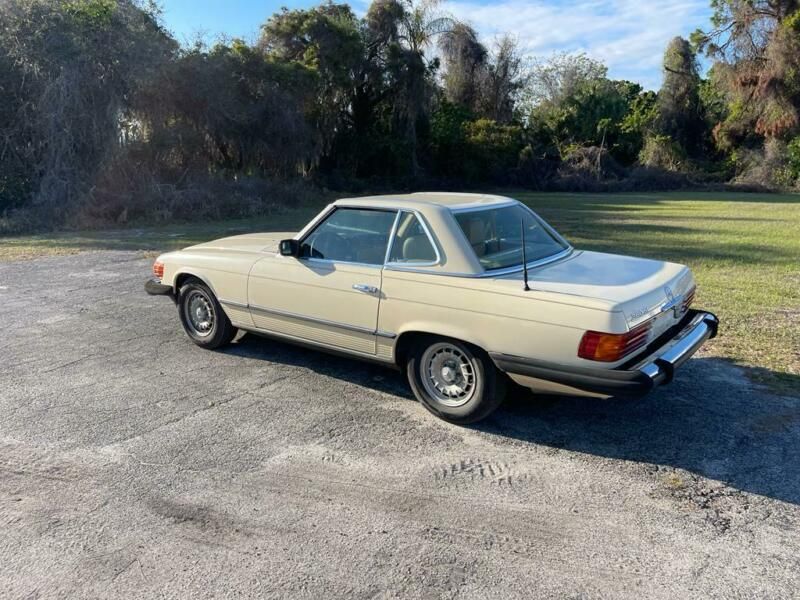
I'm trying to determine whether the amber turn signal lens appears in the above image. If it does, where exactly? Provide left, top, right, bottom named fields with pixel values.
left=152, top=261, right=164, bottom=280
left=578, top=321, right=652, bottom=362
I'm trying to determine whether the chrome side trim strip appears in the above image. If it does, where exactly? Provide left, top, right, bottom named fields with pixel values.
left=383, top=211, right=403, bottom=265
left=407, top=209, right=443, bottom=266
left=226, top=299, right=398, bottom=339
left=520, top=203, right=572, bottom=250
left=384, top=209, right=442, bottom=268
left=300, top=257, right=384, bottom=269
left=239, top=326, right=397, bottom=365
left=481, top=247, right=574, bottom=277
left=249, top=302, right=392, bottom=338
left=384, top=247, right=574, bottom=279
left=219, top=298, right=248, bottom=309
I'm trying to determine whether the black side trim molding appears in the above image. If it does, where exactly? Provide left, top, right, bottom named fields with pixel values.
left=491, top=353, right=658, bottom=396
left=145, top=278, right=174, bottom=300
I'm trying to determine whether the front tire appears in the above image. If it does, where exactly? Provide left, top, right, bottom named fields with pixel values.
left=406, top=337, right=507, bottom=424
left=177, top=280, right=237, bottom=349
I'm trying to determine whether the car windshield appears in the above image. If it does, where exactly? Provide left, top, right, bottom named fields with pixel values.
left=454, top=204, right=568, bottom=271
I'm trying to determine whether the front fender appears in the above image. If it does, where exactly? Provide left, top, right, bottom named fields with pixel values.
left=171, top=267, right=219, bottom=297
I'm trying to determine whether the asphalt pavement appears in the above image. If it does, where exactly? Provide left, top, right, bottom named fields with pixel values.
left=1, top=250, right=799, bottom=599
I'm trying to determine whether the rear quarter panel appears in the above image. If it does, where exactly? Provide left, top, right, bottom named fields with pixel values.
left=378, top=269, right=626, bottom=367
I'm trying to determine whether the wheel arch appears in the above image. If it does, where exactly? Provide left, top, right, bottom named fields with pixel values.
left=173, top=270, right=218, bottom=297
left=393, top=326, right=491, bottom=368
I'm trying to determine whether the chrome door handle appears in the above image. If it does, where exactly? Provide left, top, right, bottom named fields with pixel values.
left=352, top=284, right=379, bottom=295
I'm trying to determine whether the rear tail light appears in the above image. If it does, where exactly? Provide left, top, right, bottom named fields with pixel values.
left=578, top=320, right=653, bottom=362
left=152, top=261, right=164, bottom=280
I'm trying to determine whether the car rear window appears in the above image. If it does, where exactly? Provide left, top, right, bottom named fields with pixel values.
left=454, top=204, right=567, bottom=271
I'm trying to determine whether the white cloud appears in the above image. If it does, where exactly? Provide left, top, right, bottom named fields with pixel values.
left=441, top=0, right=712, bottom=90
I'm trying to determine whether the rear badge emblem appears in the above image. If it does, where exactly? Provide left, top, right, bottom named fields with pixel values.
left=661, top=286, right=684, bottom=319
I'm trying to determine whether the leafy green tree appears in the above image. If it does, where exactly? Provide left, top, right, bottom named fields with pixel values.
left=260, top=4, right=364, bottom=158
left=14, top=0, right=800, bottom=227
left=522, top=53, right=638, bottom=162
left=439, top=23, right=487, bottom=111
left=621, top=90, right=658, bottom=137
left=462, top=119, right=523, bottom=181
left=428, top=100, right=472, bottom=175
left=693, top=1, right=800, bottom=146
left=781, top=136, right=800, bottom=184
left=656, top=37, right=707, bottom=157
left=528, top=74, right=651, bottom=165
left=478, top=36, right=528, bottom=123
left=639, top=135, right=687, bottom=171
left=0, top=0, right=175, bottom=222
left=142, top=40, right=318, bottom=176
left=260, top=0, right=456, bottom=178
left=428, top=102, right=522, bottom=181
left=698, top=66, right=729, bottom=133
left=440, top=30, right=527, bottom=125
left=373, top=0, right=455, bottom=176
left=520, top=52, right=608, bottom=115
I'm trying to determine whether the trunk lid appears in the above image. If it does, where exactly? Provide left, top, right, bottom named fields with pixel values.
left=500, top=250, right=695, bottom=332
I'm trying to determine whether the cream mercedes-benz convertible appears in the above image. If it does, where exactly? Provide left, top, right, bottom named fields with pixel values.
left=145, top=193, right=718, bottom=424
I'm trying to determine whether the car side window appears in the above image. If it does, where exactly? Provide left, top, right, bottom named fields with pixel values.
left=387, top=212, right=438, bottom=264
left=300, top=208, right=397, bottom=265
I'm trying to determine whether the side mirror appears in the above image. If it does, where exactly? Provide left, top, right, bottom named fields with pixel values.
left=279, top=239, right=300, bottom=257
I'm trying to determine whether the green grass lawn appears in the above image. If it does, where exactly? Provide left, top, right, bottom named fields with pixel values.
left=0, top=206, right=324, bottom=261
left=2, top=191, right=798, bottom=393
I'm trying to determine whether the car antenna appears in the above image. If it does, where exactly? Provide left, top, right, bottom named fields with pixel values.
left=521, top=218, right=530, bottom=291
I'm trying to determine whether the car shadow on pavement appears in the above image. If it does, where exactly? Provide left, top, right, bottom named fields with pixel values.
left=223, top=333, right=415, bottom=398
left=225, top=336, right=800, bottom=506
left=477, top=358, right=800, bottom=506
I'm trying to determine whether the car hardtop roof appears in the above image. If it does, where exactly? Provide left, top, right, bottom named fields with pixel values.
left=332, top=192, right=518, bottom=212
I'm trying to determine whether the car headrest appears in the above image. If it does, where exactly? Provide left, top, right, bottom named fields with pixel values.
left=402, top=235, right=435, bottom=262
left=466, top=219, right=486, bottom=256
left=466, top=219, right=484, bottom=243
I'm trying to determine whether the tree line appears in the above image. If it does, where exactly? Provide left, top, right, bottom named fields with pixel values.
left=1, top=0, right=799, bottom=230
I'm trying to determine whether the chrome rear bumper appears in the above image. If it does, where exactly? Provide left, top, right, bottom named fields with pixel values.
left=490, top=310, right=719, bottom=397
left=631, top=311, right=719, bottom=387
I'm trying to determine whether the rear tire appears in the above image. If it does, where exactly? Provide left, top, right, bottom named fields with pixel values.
left=406, top=337, right=506, bottom=424
left=177, top=280, right=237, bottom=349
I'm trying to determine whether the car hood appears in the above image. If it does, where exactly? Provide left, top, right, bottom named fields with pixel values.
left=185, top=232, right=296, bottom=254
left=499, top=250, right=695, bottom=327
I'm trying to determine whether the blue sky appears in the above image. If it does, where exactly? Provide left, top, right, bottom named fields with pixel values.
left=159, top=0, right=713, bottom=90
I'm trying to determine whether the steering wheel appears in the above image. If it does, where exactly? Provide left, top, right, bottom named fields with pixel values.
left=308, top=231, right=346, bottom=260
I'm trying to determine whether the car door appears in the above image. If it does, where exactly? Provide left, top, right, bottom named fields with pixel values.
left=247, top=207, right=397, bottom=356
